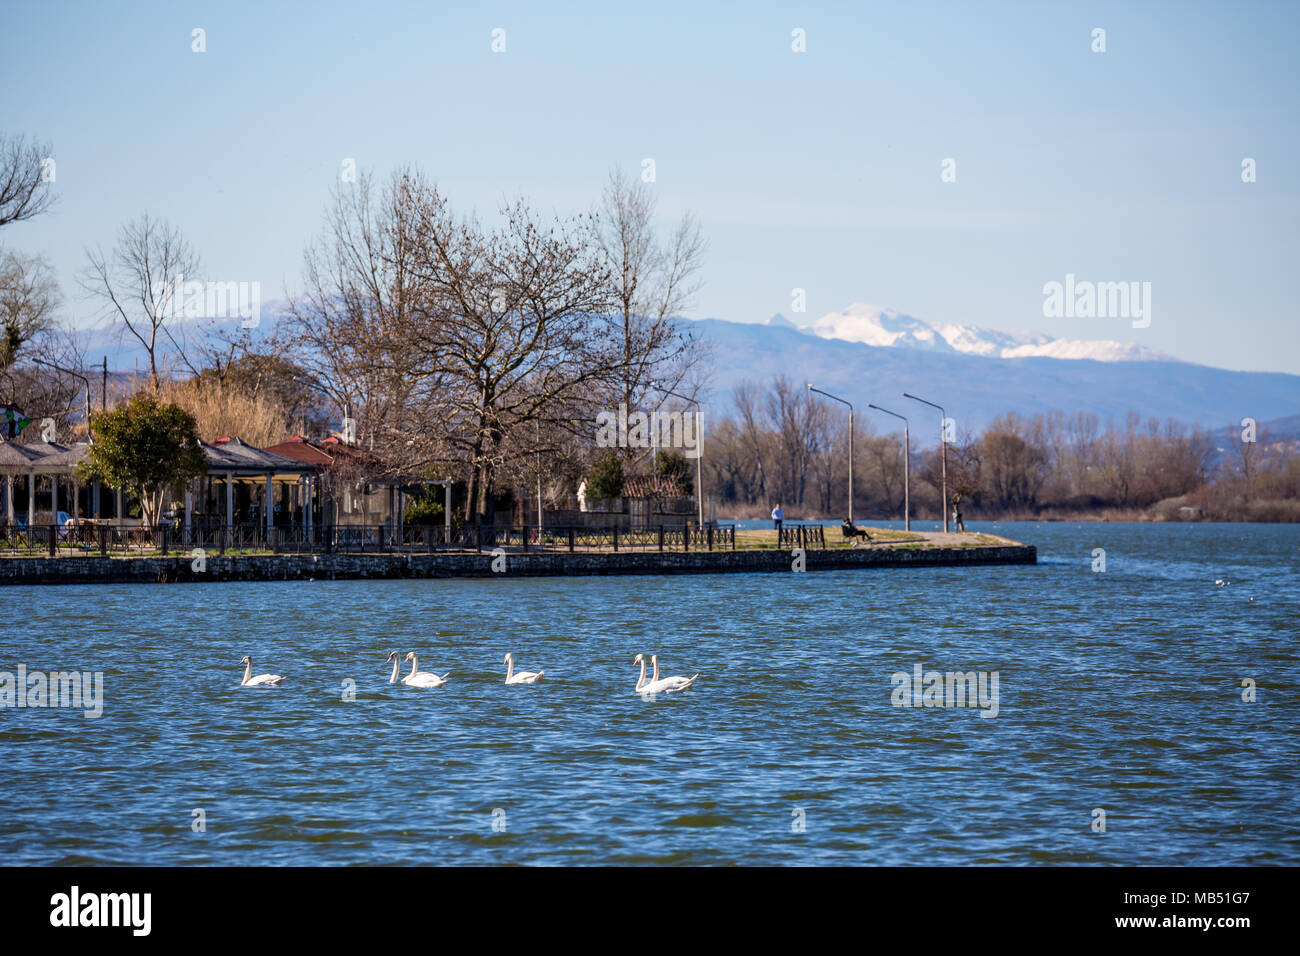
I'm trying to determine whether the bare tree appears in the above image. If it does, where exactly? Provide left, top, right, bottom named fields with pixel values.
left=861, top=432, right=904, bottom=514
left=1, top=328, right=87, bottom=443
left=406, top=186, right=617, bottom=520
left=80, top=213, right=200, bottom=394
left=595, top=167, right=710, bottom=438
left=766, top=375, right=826, bottom=508
left=732, top=380, right=771, bottom=503
left=0, top=250, right=60, bottom=372
left=0, top=134, right=56, bottom=230
left=1231, top=421, right=1265, bottom=498
left=281, top=169, right=442, bottom=476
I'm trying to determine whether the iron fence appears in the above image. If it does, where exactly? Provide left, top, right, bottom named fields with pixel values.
left=0, top=521, right=740, bottom=557
left=777, top=524, right=828, bottom=549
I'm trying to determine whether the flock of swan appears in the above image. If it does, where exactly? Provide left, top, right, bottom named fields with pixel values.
left=387, top=651, right=451, bottom=687
left=237, top=651, right=699, bottom=694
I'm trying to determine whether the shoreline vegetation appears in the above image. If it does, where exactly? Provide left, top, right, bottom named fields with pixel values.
left=707, top=380, right=1299, bottom=525
left=722, top=505, right=1296, bottom=524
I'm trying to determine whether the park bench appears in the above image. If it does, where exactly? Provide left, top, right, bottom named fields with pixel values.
left=840, top=519, right=870, bottom=542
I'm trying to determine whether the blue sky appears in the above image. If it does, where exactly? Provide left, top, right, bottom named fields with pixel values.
left=2, top=0, right=1297, bottom=372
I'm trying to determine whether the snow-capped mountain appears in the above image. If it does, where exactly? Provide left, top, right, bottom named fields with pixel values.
left=56, top=299, right=1300, bottom=433
left=693, top=313, right=1300, bottom=432
left=794, top=303, right=1172, bottom=362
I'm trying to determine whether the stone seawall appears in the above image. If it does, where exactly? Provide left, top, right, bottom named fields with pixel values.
left=0, top=544, right=1035, bottom=586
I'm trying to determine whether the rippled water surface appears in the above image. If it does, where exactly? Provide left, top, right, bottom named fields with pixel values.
left=2, top=522, right=1296, bottom=865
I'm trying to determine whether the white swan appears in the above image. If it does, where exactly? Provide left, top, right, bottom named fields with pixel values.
left=633, top=653, right=650, bottom=691
left=403, top=652, right=449, bottom=688
left=238, top=655, right=285, bottom=687
left=503, top=652, right=543, bottom=684
left=638, top=654, right=698, bottom=694
left=385, top=651, right=401, bottom=684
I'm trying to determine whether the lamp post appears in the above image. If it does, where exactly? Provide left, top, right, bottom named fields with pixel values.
left=903, top=392, right=947, bottom=532
left=651, top=382, right=705, bottom=529
left=867, top=404, right=909, bottom=531
left=808, top=384, right=854, bottom=526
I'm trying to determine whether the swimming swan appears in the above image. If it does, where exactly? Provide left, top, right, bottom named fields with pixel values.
left=403, top=652, right=449, bottom=688
left=239, top=655, right=285, bottom=686
left=503, top=652, right=543, bottom=684
left=638, top=654, right=698, bottom=694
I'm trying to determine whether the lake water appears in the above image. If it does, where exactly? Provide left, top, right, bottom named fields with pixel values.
left=1, top=522, right=1296, bottom=865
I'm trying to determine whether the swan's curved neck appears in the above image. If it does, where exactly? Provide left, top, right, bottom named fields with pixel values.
left=636, top=658, right=646, bottom=689
left=389, top=656, right=399, bottom=683
left=505, top=656, right=514, bottom=680
left=407, top=655, right=419, bottom=678
left=242, top=660, right=252, bottom=684
left=651, top=657, right=660, bottom=682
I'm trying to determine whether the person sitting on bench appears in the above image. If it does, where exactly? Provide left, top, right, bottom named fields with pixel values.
left=841, top=518, right=870, bottom=541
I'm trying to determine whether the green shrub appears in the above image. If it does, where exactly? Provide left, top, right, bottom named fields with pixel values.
left=404, top=495, right=446, bottom=526
left=587, top=450, right=623, bottom=499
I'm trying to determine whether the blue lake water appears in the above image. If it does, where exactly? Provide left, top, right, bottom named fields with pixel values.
left=1, top=521, right=1296, bottom=865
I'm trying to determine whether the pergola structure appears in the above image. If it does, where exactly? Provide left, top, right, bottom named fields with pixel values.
left=0, top=437, right=318, bottom=534
left=0, top=440, right=96, bottom=525
left=263, top=436, right=410, bottom=533
left=197, top=437, right=318, bottom=536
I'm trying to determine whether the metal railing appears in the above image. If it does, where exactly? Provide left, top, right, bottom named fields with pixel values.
left=777, top=524, right=828, bottom=549
left=458, top=523, right=735, bottom=553
left=0, top=522, right=740, bottom=557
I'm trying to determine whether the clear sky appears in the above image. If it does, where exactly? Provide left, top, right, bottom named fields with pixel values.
left=3, top=0, right=1297, bottom=372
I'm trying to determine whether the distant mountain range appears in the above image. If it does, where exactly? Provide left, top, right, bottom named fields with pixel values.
left=783, top=303, right=1172, bottom=362
left=691, top=305, right=1300, bottom=436
left=67, top=300, right=1300, bottom=437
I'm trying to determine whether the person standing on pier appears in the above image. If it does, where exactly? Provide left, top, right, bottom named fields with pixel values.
left=772, top=503, right=783, bottom=531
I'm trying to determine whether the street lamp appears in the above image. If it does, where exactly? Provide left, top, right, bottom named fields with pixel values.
left=867, top=404, right=909, bottom=531
left=903, top=392, right=948, bottom=532
left=650, top=382, right=705, bottom=529
left=808, top=384, right=854, bottom=525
